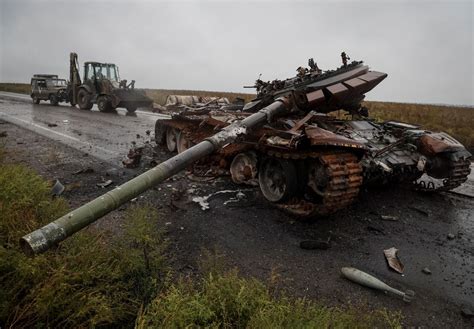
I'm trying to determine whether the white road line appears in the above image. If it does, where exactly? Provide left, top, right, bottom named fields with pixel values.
left=0, top=110, right=120, bottom=160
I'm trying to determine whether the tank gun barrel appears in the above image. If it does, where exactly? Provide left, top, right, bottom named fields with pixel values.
left=21, top=97, right=292, bottom=255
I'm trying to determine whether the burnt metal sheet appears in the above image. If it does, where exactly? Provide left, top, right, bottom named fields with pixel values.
left=326, top=83, right=349, bottom=107
left=343, top=77, right=367, bottom=90
left=306, top=126, right=366, bottom=149
left=418, top=134, right=464, bottom=155
left=307, top=65, right=369, bottom=89
left=356, top=71, right=388, bottom=92
left=306, top=89, right=326, bottom=107
left=358, top=71, right=388, bottom=83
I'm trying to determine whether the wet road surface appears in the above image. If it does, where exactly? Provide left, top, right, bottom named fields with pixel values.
left=1, top=92, right=473, bottom=326
left=0, top=91, right=168, bottom=164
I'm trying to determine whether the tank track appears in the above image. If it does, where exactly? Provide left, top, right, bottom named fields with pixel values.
left=266, top=151, right=363, bottom=217
left=413, top=157, right=471, bottom=192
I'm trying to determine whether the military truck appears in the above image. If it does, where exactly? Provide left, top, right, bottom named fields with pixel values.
left=30, top=74, right=68, bottom=106
left=68, top=53, right=153, bottom=113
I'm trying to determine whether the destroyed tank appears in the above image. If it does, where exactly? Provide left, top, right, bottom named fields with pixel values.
left=154, top=57, right=471, bottom=216
left=22, top=55, right=471, bottom=254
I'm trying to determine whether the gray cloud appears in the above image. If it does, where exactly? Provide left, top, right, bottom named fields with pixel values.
left=1, top=0, right=472, bottom=105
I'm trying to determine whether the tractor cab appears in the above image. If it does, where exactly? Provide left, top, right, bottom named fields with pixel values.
left=83, top=62, right=121, bottom=95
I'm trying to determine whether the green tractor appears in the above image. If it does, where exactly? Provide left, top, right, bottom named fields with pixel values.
left=68, top=52, right=153, bottom=113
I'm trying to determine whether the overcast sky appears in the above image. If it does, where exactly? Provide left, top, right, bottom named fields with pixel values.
left=0, top=0, right=472, bottom=105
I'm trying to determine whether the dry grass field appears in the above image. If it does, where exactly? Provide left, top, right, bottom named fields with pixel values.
left=1, top=83, right=472, bottom=150
left=364, top=101, right=474, bottom=151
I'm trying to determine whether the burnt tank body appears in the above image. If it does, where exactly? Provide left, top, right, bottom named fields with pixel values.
left=21, top=55, right=471, bottom=254
left=155, top=58, right=471, bottom=216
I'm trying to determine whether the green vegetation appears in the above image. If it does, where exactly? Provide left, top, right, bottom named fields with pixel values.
left=0, top=82, right=30, bottom=94
left=137, top=269, right=402, bottom=328
left=0, top=153, right=167, bottom=328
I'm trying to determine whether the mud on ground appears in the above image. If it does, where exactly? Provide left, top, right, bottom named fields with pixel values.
left=1, top=120, right=473, bottom=328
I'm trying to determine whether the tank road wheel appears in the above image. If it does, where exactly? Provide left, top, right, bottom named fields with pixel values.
left=258, top=157, right=298, bottom=202
left=230, top=152, right=258, bottom=185
left=307, top=160, right=330, bottom=197
left=77, top=89, right=93, bottom=110
left=49, top=94, right=59, bottom=106
left=165, top=127, right=178, bottom=152
left=97, top=96, right=112, bottom=112
left=177, top=130, right=194, bottom=153
left=33, top=96, right=40, bottom=104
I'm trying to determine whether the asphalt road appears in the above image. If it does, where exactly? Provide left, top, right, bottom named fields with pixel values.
left=1, top=91, right=473, bottom=327
left=0, top=91, right=168, bottom=164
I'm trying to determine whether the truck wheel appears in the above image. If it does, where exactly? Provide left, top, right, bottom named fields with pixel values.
left=33, top=96, right=40, bottom=104
left=49, top=94, right=59, bottom=106
left=77, top=89, right=93, bottom=110
left=97, top=96, right=112, bottom=112
left=126, top=106, right=137, bottom=113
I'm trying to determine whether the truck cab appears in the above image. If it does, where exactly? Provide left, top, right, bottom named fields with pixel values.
left=31, top=74, right=68, bottom=106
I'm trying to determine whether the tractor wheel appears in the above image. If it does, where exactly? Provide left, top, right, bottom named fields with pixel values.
left=33, top=96, right=40, bottom=104
left=126, top=106, right=137, bottom=113
left=97, top=96, right=112, bottom=112
left=49, top=94, right=59, bottom=106
left=77, top=89, right=93, bottom=110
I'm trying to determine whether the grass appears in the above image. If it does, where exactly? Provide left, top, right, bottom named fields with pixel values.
left=137, top=269, right=402, bottom=328
left=0, top=83, right=30, bottom=95
left=0, top=146, right=168, bottom=328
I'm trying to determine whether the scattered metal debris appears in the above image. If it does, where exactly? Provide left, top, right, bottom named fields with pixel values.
left=0, top=131, right=7, bottom=137
left=51, top=180, right=65, bottom=197
left=300, top=238, right=331, bottom=250
left=63, top=120, right=69, bottom=124
left=122, top=147, right=143, bottom=168
left=341, top=267, right=415, bottom=303
left=47, top=123, right=58, bottom=127
left=380, top=215, right=398, bottom=221
left=422, top=267, right=432, bottom=275
left=384, top=247, right=404, bottom=274
left=73, top=167, right=94, bottom=175
left=223, top=191, right=247, bottom=205
left=447, top=233, right=455, bottom=240
left=97, top=180, right=113, bottom=188
left=192, top=189, right=250, bottom=210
